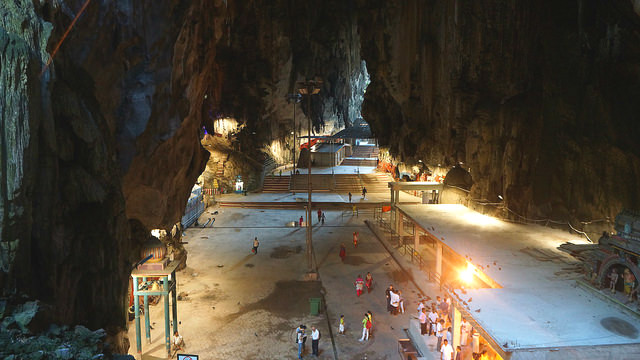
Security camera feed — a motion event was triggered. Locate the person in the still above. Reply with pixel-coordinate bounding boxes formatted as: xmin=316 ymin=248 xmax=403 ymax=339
xmin=390 ymin=290 xmax=400 ymax=315
xmin=455 ymin=345 xmax=462 ymax=360
xmin=446 ymin=327 xmax=452 ymax=345
xmin=252 ymin=237 xmax=259 ymax=254
xmin=417 ymin=300 xmax=425 ymax=317
xmin=317 ymin=209 xmax=322 ymax=223
xmin=385 ymin=285 xmax=394 ymax=313
xmin=355 ymin=274 xmax=365 ymax=297
xmin=365 ymin=272 xmax=373 ymax=293
xmin=311 ymin=326 xmax=320 ymax=356
xmin=419 ymin=308 xmax=428 ymax=335
xmin=439 ymin=296 xmax=449 ymax=317
xmin=359 ymin=313 xmax=371 ymax=341
xmin=352 ymin=204 xmax=358 ymax=216
xmin=367 ymin=310 xmax=374 ymax=334
xmin=348 ymin=192 xmax=352 ymax=202
xmin=440 ymin=339 xmax=454 ymax=360
xmin=299 ymin=216 xmax=304 ymax=227
xmin=171 ymin=330 xmax=185 ymax=354
xmin=338 ymin=315 xmax=345 ymax=335
xmin=610 ymin=268 xmax=619 ymax=293
xmin=362 ymin=186 xmax=367 ymax=199
xmin=321 ymin=212 xmax=325 ymax=225
xmin=353 ymin=231 xmax=359 ymax=247
xmin=398 ymin=290 xmax=405 ymax=314
xmin=428 ymin=308 xmax=438 ymax=336
xmin=436 ymin=319 xmax=444 ymax=351
xmin=460 ymin=318 xmax=470 ymax=346
xmin=297 ymin=328 xmax=305 ymax=359
xmin=339 ymin=244 xmax=346 ymax=262
xmin=279 ymin=169 xmax=282 ymax=177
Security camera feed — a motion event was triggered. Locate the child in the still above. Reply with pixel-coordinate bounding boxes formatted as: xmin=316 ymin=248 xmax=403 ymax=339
xmin=338 ymin=315 xmax=345 ymax=335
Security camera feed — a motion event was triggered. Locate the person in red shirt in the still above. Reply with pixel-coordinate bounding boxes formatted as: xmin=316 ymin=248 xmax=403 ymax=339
xmin=353 ymin=231 xmax=359 ymax=247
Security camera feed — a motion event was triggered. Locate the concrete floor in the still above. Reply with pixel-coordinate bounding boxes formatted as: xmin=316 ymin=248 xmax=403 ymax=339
xmin=128 ymin=207 xmax=436 ymax=360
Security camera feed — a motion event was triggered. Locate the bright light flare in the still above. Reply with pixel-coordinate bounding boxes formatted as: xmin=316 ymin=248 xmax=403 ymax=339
xmin=462 ymin=212 xmax=502 ymax=227
xmin=459 ymin=262 xmax=476 ymax=284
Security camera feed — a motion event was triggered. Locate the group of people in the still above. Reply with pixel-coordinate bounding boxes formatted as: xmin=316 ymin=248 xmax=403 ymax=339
xmin=353 ymin=272 xmax=374 ymax=296
xmin=295 ymin=324 xmax=321 ymax=359
xmin=385 ymin=284 xmax=405 ymax=315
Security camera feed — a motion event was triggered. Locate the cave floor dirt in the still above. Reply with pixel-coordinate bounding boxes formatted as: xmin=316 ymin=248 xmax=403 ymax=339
xmin=128 ymin=207 xmax=437 ymax=360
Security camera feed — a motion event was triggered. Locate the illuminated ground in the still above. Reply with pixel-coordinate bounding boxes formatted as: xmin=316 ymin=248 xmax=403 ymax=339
xmin=128 ymin=207 xmax=437 ymax=359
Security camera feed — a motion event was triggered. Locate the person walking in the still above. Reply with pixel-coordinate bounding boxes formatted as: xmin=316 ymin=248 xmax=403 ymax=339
xmin=365 ymin=272 xmax=373 ymax=293
xmin=359 ymin=313 xmax=371 ymax=341
xmin=441 ymin=339 xmax=454 ymax=360
xmin=348 ymin=192 xmax=352 ymax=202
xmin=419 ymin=308 xmax=428 ymax=335
xmin=252 ymin=237 xmax=259 ymax=254
xmin=311 ymin=326 xmax=320 ymax=356
xmin=299 ymin=216 xmax=304 ymax=227
xmin=338 ymin=315 xmax=345 ymax=335
xmin=339 ymin=244 xmax=346 ymax=262
xmin=367 ymin=310 xmax=374 ymax=335
xmin=362 ymin=186 xmax=367 ymax=199
xmin=317 ymin=209 xmax=322 ymax=223
xmin=398 ymin=290 xmax=405 ymax=314
xmin=321 ymin=212 xmax=325 ymax=225
xmin=355 ymin=275 xmax=365 ymax=297
xmin=353 ymin=231 xmax=359 ymax=247
xmin=390 ymin=289 xmax=400 ymax=315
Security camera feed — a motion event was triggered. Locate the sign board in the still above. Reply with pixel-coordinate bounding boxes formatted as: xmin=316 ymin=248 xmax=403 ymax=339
xmin=177 ymin=355 xmax=199 ymax=360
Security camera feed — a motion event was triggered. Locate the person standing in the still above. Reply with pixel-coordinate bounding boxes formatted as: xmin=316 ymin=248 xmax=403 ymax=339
xmin=321 ymin=212 xmax=325 ymax=225
xmin=299 ymin=216 xmax=304 ymax=227
xmin=367 ymin=310 xmax=374 ymax=335
xmin=389 ymin=290 xmax=400 ymax=315
xmin=398 ymin=290 xmax=405 ymax=314
xmin=455 ymin=345 xmax=462 ymax=360
xmin=338 ymin=315 xmax=345 ymax=335
xmin=436 ymin=319 xmax=445 ymax=351
xmin=440 ymin=339 xmax=454 ymax=360
xmin=353 ymin=231 xmax=359 ymax=247
xmin=460 ymin=318 xmax=470 ymax=346
xmin=297 ymin=328 xmax=305 ymax=359
xmin=428 ymin=308 xmax=438 ymax=336
xmin=365 ymin=272 xmax=373 ymax=293
xmin=252 ymin=237 xmax=259 ymax=254
xmin=317 ymin=209 xmax=322 ymax=223
xmin=417 ymin=300 xmax=425 ymax=317
xmin=359 ymin=313 xmax=370 ymax=341
xmin=355 ymin=275 xmax=365 ymax=297
xmin=339 ymin=244 xmax=346 ymax=262
xmin=362 ymin=186 xmax=367 ymax=199
xmin=385 ymin=285 xmax=394 ymax=313
xmin=348 ymin=192 xmax=352 ymax=202
xmin=311 ymin=326 xmax=320 ymax=356
xmin=419 ymin=308 xmax=428 ymax=335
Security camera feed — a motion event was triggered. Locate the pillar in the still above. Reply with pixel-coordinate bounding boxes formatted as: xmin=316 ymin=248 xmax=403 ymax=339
xmin=163 ymin=276 xmax=171 ymax=357
xmin=396 ymin=209 xmax=403 ymax=235
xmin=436 ymin=242 xmax=443 ymax=284
xmin=143 ymin=277 xmax=150 ymax=344
xmin=452 ymin=306 xmax=462 ymax=351
xmin=414 ymin=225 xmax=420 ymax=249
xmin=134 ymin=277 xmax=142 ymax=354
xmin=172 ymin=273 xmax=178 ymax=334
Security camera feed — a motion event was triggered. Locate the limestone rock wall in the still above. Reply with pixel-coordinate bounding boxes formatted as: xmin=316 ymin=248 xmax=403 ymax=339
xmin=359 ymin=0 xmax=640 ymax=223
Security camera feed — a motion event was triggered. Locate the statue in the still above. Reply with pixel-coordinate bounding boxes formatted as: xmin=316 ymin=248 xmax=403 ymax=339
xmin=624 ymin=268 xmax=636 ymax=298
xmin=609 ymin=268 xmax=619 ymax=293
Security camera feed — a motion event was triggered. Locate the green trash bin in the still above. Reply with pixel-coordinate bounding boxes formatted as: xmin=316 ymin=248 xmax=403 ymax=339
xmin=309 ymin=297 xmax=322 ymax=315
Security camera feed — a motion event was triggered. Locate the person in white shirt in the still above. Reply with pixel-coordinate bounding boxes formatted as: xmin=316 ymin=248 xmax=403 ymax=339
xmin=419 ymin=308 xmax=428 ymax=335
xmin=440 ymin=339 xmax=454 ymax=360
xmin=460 ymin=318 xmax=471 ymax=346
xmin=311 ymin=326 xmax=320 ymax=356
xmin=436 ymin=319 xmax=444 ymax=351
xmin=428 ymin=308 xmax=438 ymax=336
xmin=417 ymin=300 xmax=425 ymax=316
xmin=171 ymin=330 xmax=185 ymax=354
xmin=389 ymin=290 xmax=400 ymax=315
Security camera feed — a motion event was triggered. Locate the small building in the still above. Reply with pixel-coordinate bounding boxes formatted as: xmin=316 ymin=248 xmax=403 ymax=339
xmin=310 ymin=142 xmax=346 ymax=167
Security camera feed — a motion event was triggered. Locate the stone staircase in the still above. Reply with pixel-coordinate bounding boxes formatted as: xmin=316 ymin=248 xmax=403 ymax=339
xmin=360 ymin=172 xmax=393 ymax=193
xmin=351 ymin=145 xmax=379 ymax=158
xmin=262 ymin=175 xmax=290 ymax=192
xmin=333 ymin=174 xmax=362 ymax=193
xmin=290 ymin=174 xmax=332 ymax=192
xmin=342 ymin=158 xmax=378 ymax=166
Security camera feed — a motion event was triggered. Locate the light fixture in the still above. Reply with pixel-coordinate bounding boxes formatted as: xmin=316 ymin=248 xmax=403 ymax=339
xmin=459 ymin=262 xmax=475 ymax=284
xmin=418 ymin=159 xmax=423 ymax=163
xmin=498 ymin=195 xmax=503 ymax=200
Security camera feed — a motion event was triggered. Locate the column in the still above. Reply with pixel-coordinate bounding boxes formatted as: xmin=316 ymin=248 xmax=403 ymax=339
xmin=172 ymin=272 xmax=178 ymax=334
xmin=436 ymin=242 xmax=443 ymax=284
xmin=143 ymin=277 xmax=150 ymax=344
xmin=163 ymin=276 xmax=171 ymax=357
xmin=133 ymin=277 xmax=142 ymax=354
xmin=414 ymin=225 xmax=420 ymax=249
xmin=395 ymin=209 xmax=403 ymax=235
xmin=453 ymin=306 xmax=462 ymax=353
